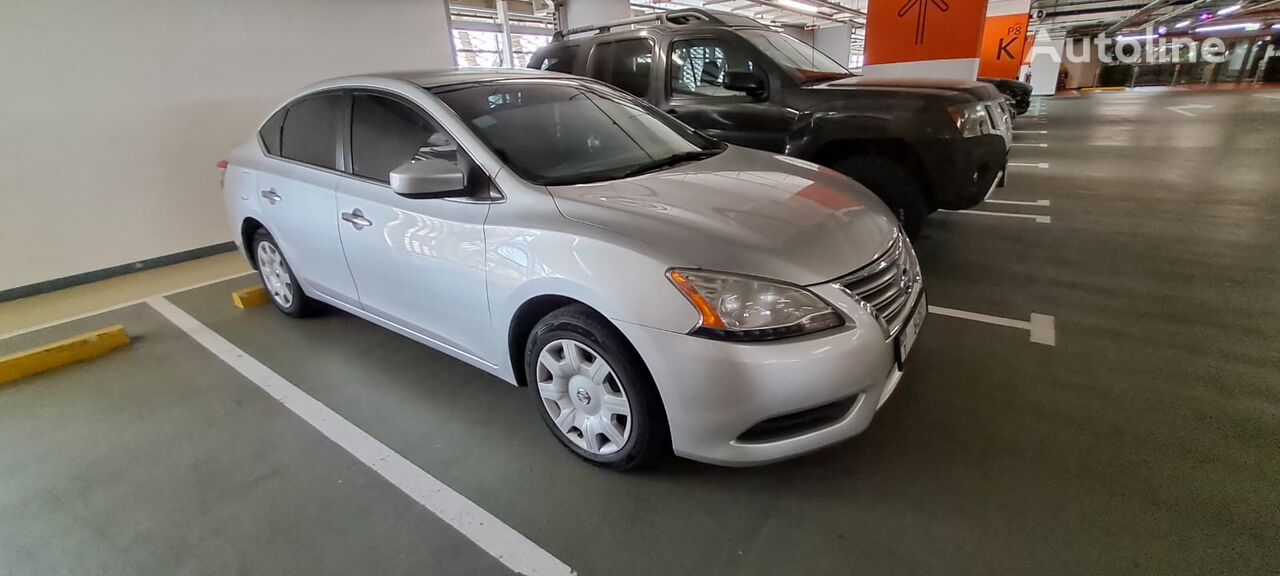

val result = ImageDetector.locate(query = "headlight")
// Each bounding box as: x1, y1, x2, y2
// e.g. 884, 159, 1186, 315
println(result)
667, 269, 844, 342
948, 102, 989, 138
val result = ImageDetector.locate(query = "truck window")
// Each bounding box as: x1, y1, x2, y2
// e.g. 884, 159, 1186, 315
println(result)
669, 39, 762, 98
586, 39, 653, 98
532, 45, 579, 73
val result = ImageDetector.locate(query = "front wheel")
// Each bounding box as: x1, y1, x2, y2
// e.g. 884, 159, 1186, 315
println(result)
834, 155, 929, 239
524, 305, 668, 471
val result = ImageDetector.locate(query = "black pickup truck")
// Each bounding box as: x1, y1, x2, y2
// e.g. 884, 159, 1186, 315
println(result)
530, 9, 1008, 236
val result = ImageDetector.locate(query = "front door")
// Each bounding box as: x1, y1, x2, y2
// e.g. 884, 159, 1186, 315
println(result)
660, 35, 794, 153
335, 92, 493, 362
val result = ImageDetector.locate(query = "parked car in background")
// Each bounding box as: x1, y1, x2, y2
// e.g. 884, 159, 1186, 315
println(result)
979, 77, 1033, 116
530, 8, 1008, 237
221, 69, 926, 470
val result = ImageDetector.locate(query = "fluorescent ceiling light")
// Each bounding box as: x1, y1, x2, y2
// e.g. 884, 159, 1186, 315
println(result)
1195, 22, 1260, 32
1216, 4, 1241, 15
779, 0, 822, 13
1174, 19, 1192, 28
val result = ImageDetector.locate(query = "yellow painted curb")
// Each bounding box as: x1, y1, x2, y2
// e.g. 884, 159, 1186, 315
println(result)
232, 286, 270, 309
0, 325, 131, 386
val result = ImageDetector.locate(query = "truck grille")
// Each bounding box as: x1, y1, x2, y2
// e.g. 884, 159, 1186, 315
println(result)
833, 232, 921, 337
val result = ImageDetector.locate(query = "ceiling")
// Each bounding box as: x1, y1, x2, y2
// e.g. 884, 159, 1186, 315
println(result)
629, 0, 1280, 36
630, 0, 869, 28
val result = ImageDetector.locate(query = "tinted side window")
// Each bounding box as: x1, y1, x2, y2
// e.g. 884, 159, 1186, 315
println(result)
351, 94, 457, 183
669, 39, 762, 98
533, 45, 579, 73
260, 107, 286, 155
280, 93, 345, 169
587, 40, 653, 98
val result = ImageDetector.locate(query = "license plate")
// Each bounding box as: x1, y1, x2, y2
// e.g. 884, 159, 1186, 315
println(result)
896, 294, 927, 365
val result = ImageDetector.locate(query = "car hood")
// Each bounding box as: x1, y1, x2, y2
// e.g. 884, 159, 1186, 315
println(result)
827, 76, 998, 101
545, 146, 898, 286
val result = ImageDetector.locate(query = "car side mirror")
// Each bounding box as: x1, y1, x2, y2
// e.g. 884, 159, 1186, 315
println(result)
389, 158, 469, 199
723, 71, 766, 99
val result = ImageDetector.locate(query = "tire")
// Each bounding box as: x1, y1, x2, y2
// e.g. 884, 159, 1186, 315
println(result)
834, 155, 929, 239
251, 229, 320, 317
524, 304, 668, 471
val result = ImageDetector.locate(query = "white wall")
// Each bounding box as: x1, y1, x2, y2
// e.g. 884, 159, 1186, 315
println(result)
0, 0, 453, 292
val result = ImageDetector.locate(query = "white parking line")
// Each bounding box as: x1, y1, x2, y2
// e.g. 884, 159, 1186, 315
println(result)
1012, 143, 1049, 147
145, 296, 574, 576
1009, 162, 1050, 169
940, 209, 1051, 223
0, 271, 256, 342
929, 306, 1057, 346
1013, 130, 1048, 134
984, 199, 1051, 206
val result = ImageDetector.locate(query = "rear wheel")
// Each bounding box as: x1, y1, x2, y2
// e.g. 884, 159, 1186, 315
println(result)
252, 229, 320, 317
524, 304, 668, 471
834, 155, 928, 239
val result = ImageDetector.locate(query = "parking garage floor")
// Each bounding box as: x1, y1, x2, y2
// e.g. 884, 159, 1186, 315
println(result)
2, 87, 1278, 576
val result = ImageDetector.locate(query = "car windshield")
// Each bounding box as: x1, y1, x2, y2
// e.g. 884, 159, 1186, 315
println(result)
741, 30, 852, 84
431, 80, 723, 186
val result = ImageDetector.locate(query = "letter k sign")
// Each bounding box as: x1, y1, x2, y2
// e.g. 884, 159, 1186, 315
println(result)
998, 36, 1017, 60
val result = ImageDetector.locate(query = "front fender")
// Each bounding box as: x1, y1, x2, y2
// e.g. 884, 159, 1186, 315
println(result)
485, 224, 699, 382
786, 112, 920, 160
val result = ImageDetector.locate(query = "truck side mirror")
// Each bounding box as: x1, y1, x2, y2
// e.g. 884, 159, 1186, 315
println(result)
723, 72, 766, 99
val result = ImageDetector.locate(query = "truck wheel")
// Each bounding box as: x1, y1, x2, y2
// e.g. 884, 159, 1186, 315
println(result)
834, 156, 928, 238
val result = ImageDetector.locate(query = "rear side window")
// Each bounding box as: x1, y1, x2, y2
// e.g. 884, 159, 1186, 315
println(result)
351, 93, 457, 183
259, 108, 286, 155
280, 93, 345, 170
586, 39, 653, 98
532, 45, 579, 73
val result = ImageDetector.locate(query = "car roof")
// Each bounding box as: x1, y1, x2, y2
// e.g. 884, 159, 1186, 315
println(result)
375, 67, 567, 89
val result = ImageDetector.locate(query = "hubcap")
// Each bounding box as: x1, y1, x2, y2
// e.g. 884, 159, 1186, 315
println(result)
256, 241, 294, 308
536, 339, 632, 455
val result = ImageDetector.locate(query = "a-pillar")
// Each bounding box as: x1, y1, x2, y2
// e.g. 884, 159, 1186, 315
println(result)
562, 0, 630, 31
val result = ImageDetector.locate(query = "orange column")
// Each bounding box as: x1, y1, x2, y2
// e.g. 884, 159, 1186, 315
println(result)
979, 13, 1031, 79
863, 0, 991, 80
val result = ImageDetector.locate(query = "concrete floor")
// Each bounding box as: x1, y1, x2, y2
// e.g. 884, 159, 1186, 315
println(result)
1, 88, 1278, 576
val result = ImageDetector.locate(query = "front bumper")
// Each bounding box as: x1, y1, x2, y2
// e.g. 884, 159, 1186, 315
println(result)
615, 288, 923, 467
916, 134, 1007, 211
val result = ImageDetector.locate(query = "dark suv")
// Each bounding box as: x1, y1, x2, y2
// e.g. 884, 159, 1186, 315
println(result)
530, 9, 1008, 236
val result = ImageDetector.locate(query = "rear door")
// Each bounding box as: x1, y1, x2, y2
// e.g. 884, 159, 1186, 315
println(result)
658, 34, 793, 152
256, 91, 360, 306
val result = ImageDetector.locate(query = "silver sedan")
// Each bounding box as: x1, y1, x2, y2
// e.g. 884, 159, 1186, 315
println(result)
220, 69, 925, 469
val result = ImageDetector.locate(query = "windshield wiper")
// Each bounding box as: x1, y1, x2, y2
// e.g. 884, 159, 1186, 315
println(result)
620, 149, 723, 178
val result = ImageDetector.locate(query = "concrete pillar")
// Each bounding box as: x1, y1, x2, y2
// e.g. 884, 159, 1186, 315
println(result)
563, 0, 630, 30
1026, 35, 1065, 95
863, 0, 991, 80
814, 24, 853, 67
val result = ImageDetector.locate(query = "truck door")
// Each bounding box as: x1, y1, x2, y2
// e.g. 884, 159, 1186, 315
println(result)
657, 34, 794, 153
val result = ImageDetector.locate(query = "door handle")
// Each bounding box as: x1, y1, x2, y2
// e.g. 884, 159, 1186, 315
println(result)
666, 108, 679, 115
260, 189, 281, 205
341, 208, 372, 230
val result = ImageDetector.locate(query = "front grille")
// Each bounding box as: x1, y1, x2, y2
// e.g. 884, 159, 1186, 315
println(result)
834, 233, 921, 337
